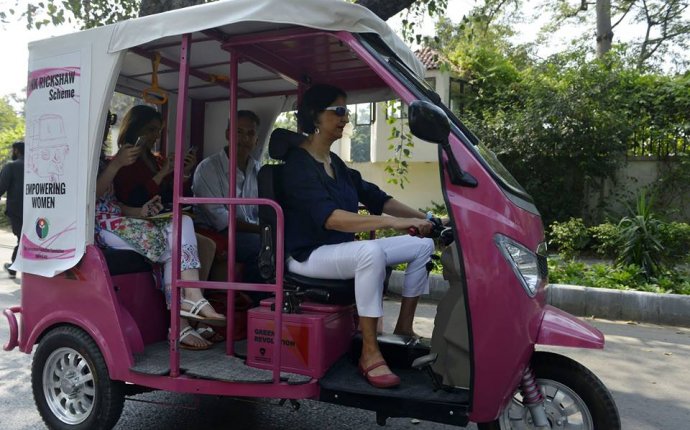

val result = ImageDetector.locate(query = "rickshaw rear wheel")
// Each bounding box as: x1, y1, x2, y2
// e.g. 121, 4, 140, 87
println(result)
477, 351, 620, 430
31, 326, 125, 430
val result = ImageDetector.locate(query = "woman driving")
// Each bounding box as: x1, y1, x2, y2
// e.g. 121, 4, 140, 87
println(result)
281, 84, 435, 388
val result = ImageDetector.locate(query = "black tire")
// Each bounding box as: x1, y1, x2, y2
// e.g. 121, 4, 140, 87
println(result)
31, 326, 125, 430
478, 351, 620, 430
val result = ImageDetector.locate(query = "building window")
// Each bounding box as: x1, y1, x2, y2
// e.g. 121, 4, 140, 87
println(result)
449, 78, 467, 116
350, 103, 372, 162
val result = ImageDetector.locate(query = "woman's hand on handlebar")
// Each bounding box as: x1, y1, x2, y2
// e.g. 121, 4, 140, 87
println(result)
111, 144, 141, 169
140, 195, 164, 217
390, 217, 433, 237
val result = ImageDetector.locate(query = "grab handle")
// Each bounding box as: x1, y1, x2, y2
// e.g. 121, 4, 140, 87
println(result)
2, 306, 21, 351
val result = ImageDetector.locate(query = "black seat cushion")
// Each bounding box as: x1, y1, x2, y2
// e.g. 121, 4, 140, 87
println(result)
101, 248, 152, 276
284, 272, 355, 304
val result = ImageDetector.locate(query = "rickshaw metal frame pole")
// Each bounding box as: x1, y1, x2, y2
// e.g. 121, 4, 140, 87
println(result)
169, 32, 193, 377
225, 49, 238, 356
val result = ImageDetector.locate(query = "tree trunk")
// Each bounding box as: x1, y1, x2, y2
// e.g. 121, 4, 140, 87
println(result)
139, 0, 417, 21
595, 0, 613, 57
139, 0, 206, 17
354, 0, 419, 20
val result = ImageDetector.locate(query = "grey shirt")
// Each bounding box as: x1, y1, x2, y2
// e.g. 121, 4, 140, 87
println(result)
192, 149, 260, 231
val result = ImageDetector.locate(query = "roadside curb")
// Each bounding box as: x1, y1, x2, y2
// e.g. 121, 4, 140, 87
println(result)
388, 271, 690, 328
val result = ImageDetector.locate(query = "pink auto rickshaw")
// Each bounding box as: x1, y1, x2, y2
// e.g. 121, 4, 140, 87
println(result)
3, 1, 619, 429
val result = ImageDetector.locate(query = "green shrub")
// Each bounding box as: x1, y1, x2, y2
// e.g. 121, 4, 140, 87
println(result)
588, 222, 619, 258
549, 218, 590, 259
617, 192, 665, 278
658, 222, 690, 263
419, 201, 448, 217
548, 258, 690, 295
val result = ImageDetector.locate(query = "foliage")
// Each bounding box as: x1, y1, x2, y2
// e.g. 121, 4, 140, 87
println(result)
626, 73, 690, 158
0, 202, 11, 229
384, 100, 413, 189
616, 191, 665, 278
658, 221, 690, 262
434, 13, 689, 224
349, 124, 371, 162
548, 218, 591, 259
419, 201, 448, 217
273, 111, 298, 132
548, 257, 690, 295
544, 0, 690, 70
588, 222, 620, 259
0, 97, 25, 166
651, 155, 690, 220
1, 0, 140, 29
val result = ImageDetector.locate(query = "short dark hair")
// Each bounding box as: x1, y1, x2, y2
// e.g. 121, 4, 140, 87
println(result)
227, 110, 260, 131
12, 141, 24, 155
296, 84, 347, 134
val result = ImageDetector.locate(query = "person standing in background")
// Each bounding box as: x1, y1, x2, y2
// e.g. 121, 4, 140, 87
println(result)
0, 141, 25, 279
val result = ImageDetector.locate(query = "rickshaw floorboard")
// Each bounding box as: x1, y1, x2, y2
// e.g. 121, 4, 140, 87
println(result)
319, 356, 470, 404
131, 340, 312, 385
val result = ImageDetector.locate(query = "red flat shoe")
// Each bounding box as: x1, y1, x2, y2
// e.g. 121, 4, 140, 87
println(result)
359, 360, 400, 389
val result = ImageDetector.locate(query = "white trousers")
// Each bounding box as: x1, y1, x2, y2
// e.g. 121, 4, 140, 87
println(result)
288, 236, 435, 318
98, 215, 200, 293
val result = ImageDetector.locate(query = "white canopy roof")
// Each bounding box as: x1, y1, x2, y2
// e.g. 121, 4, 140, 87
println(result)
110, 0, 424, 77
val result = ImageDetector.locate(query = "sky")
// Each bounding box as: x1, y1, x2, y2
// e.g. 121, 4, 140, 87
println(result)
0, 0, 684, 102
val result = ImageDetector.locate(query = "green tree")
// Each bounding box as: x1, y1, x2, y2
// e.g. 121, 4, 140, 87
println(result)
546, 0, 690, 68
0, 97, 25, 165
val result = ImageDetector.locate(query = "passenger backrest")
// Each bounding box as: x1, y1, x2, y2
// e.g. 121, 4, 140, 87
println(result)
257, 128, 306, 280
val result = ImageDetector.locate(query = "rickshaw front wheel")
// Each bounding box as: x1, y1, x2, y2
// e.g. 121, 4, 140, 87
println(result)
477, 352, 620, 430
31, 326, 125, 430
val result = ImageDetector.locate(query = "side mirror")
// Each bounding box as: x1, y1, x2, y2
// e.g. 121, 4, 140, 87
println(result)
408, 100, 478, 188
408, 100, 450, 144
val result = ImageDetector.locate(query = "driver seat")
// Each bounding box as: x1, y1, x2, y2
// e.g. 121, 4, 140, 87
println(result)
257, 128, 355, 306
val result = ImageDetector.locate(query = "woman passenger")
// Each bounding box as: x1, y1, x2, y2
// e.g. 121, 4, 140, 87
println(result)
113, 105, 196, 207
96, 112, 224, 350
281, 84, 435, 388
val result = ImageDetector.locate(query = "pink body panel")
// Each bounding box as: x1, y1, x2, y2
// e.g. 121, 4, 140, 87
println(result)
442, 135, 547, 422
19, 245, 138, 380
537, 305, 604, 348
15, 245, 322, 399
247, 300, 355, 378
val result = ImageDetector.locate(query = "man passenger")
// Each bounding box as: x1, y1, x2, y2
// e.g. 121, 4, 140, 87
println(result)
193, 110, 262, 283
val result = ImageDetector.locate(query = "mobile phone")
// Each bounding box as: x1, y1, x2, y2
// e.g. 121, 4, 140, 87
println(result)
134, 136, 145, 147
187, 146, 198, 155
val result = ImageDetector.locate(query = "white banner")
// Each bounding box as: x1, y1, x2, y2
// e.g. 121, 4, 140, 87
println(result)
16, 50, 89, 277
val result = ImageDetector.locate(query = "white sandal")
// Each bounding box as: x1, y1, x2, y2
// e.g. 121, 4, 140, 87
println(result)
179, 326, 211, 350
180, 298, 226, 327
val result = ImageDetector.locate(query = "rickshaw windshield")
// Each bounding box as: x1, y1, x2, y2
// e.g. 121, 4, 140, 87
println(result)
358, 34, 533, 205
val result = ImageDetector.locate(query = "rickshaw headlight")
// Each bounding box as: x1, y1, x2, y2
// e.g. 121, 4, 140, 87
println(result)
495, 234, 541, 297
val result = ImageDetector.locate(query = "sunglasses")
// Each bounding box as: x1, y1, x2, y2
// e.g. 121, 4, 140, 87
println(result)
324, 106, 351, 117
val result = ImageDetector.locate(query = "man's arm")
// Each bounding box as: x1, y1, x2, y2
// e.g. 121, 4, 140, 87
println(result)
0, 164, 11, 198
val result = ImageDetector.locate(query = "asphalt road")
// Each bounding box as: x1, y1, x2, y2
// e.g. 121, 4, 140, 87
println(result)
1, 229, 689, 429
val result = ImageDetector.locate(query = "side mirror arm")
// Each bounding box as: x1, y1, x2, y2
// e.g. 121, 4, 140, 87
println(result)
442, 141, 478, 188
